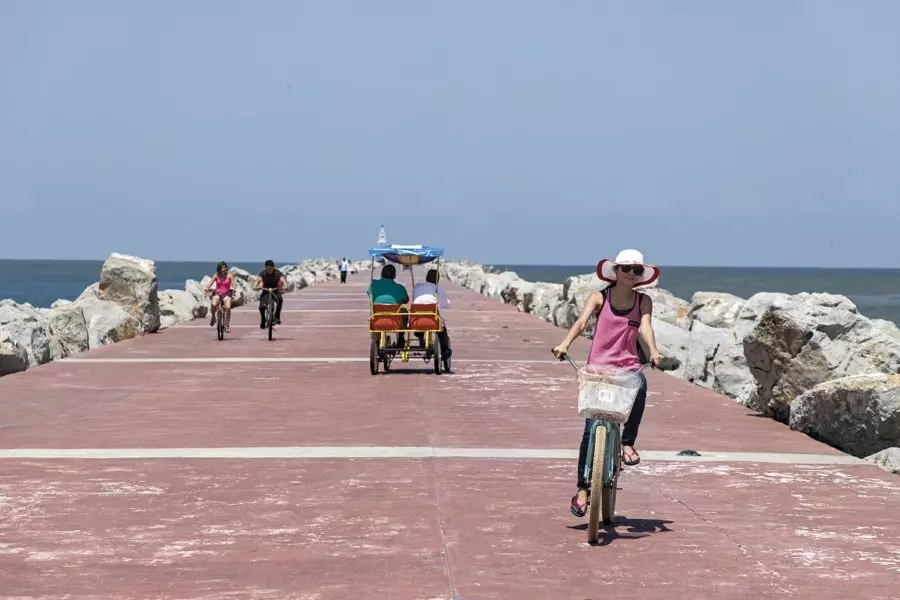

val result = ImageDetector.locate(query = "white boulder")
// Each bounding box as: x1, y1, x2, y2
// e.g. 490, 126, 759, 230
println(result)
97, 253, 160, 333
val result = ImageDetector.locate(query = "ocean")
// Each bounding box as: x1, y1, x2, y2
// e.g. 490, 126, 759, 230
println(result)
2, 260, 899, 326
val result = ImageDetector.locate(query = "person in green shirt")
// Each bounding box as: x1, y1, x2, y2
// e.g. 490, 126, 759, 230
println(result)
368, 264, 410, 347
367, 264, 410, 304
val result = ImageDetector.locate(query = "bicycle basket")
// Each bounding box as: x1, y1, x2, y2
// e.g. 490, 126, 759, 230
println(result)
576, 364, 643, 423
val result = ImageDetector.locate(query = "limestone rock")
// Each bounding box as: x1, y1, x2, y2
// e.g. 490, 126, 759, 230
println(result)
184, 279, 206, 306
0, 300, 52, 367
688, 292, 746, 329
159, 290, 204, 330
683, 321, 731, 388
0, 334, 29, 376
745, 301, 900, 422
865, 447, 900, 475
47, 303, 90, 359
644, 287, 691, 328
523, 282, 563, 320
651, 318, 689, 377
790, 374, 900, 457
74, 293, 142, 349
98, 253, 160, 333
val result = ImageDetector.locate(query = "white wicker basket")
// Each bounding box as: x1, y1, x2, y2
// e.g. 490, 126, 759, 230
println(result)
576, 364, 643, 422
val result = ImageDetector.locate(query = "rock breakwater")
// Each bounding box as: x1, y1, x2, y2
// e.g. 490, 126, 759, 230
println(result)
0, 254, 367, 377
438, 260, 900, 473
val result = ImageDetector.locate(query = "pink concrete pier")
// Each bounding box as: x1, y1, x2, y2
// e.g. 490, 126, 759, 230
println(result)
1, 272, 898, 599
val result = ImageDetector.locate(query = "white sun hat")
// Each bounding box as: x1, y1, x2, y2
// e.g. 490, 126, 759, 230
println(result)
596, 249, 660, 288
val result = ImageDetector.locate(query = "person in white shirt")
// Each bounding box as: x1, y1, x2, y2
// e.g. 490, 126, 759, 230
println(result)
412, 269, 451, 357
339, 258, 349, 283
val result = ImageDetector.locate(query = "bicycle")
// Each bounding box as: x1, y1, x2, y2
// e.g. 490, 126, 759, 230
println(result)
553, 348, 651, 544
205, 290, 233, 341
259, 287, 279, 341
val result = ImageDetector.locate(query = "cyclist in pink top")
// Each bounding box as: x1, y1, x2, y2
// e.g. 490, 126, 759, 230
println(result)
206, 261, 235, 333
552, 249, 664, 518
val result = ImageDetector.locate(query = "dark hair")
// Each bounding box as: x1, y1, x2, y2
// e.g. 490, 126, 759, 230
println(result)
426, 269, 438, 284
381, 264, 396, 279
216, 261, 228, 272
265, 260, 275, 267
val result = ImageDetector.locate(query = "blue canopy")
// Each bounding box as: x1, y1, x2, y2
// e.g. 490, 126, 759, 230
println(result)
368, 244, 444, 265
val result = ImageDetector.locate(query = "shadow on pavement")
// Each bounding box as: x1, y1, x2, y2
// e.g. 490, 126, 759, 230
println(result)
567, 516, 674, 546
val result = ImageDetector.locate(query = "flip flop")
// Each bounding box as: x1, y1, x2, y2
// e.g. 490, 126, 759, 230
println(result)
570, 489, 589, 517
622, 447, 641, 466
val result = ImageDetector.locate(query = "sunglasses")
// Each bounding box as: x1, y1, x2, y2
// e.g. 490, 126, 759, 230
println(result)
618, 264, 645, 276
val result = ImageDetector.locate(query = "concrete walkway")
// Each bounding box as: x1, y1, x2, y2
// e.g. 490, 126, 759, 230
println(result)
1, 271, 898, 599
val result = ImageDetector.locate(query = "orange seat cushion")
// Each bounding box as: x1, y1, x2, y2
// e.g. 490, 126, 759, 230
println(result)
409, 303, 441, 331
370, 303, 403, 331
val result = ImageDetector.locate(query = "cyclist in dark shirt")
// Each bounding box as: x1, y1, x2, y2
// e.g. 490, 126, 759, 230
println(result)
253, 260, 287, 328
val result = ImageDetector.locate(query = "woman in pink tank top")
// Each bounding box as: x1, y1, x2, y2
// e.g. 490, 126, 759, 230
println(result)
552, 249, 664, 518
206, 261, 235, 332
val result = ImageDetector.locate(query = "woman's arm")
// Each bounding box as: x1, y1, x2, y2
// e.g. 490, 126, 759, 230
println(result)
638, 295, 663, 365
552, 291, 603, 356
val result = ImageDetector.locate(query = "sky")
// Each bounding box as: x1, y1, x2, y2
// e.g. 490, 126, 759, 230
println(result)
1, 1, 899, 267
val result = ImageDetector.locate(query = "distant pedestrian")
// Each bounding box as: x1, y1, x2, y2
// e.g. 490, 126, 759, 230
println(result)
339, 257, 349, 283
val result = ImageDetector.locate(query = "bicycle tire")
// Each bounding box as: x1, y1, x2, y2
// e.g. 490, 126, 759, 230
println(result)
217, 305, 225, 341
587, 424, 606, 544
369, 336, 379, 375
602, 424, 620, 525
267, 296, 274, 341
433, 340, 442, 374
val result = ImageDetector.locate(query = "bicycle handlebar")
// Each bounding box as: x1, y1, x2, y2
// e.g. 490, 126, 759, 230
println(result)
552, 348, 655, 372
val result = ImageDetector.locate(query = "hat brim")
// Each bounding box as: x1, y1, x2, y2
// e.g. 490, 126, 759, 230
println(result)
596, 259, 660, 288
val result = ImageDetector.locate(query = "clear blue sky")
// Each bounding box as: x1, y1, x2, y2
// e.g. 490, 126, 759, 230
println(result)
2, 1, 899, 267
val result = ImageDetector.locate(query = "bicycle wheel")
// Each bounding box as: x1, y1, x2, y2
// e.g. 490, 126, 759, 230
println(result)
217, 306, 224, 341
267, 297, 274, 341
369, 336, 379, 375
602, 424, 620, 525
587, 424, 606, 544
432, 340, 442, 374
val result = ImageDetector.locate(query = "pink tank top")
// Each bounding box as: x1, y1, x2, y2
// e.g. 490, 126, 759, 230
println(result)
214, 275, 231, 295
587, 287, 642, 369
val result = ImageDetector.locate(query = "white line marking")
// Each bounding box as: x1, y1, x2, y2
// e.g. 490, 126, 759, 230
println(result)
233, 309, 367, 313
0, 446, 863, 464
232, 309, 517, 314
287, 298, 362, 302
60, 357, 561, 364
175, 325, 361, 329
171, 325, 550, 330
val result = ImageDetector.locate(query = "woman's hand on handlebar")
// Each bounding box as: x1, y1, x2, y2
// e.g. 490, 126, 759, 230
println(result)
551, 345, 568, 360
